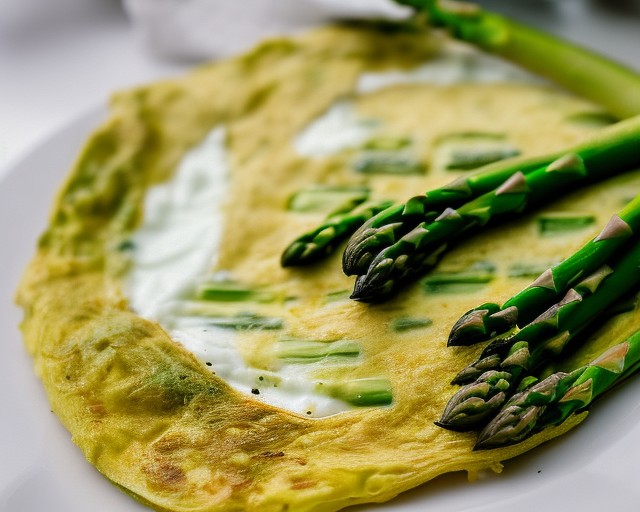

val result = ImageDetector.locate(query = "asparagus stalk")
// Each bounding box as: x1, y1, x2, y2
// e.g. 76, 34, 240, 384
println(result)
437, 240, 640, 431
342, 0, 640, 285
281, 200, 393, 266
475, 330, 640, 449
403, 0, 640, 119
450, 269, 611, 387
448, 194, 640, 346
349, 118, 640, 301
342, 153, 559, 276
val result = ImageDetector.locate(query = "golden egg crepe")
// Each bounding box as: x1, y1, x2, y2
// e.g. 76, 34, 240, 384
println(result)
16, 22, 640, 512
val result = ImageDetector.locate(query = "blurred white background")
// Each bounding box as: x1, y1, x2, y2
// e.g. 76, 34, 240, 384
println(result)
1, 0, 639, 175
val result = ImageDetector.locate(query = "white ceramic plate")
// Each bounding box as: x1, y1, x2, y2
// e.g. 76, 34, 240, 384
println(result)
2, 106, 640, 512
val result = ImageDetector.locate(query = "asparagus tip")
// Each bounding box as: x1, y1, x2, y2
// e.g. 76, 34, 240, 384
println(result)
447, 303, 502, 346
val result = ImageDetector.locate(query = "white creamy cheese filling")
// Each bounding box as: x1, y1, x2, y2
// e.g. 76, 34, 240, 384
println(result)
126, 126, 356, 417
128, 127, 228, 320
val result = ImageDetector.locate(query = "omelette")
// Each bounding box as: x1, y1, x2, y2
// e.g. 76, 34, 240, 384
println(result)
16, 21, 640, 512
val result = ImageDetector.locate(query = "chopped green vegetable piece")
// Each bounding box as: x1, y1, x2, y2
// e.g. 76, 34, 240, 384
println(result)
390, 317, 433, 332
538, 212, 596, 235
567, 111, 619, 127
171, 302, 283, 330
446, 148, 521, 170
117, 239, 135, 252
423, 279, 492, 294
423, 262, 495, 293
204, 313, 283, 330
196, 280, 274, 302
363, 136, 412, 151
352, 152, 425, 175
324, 289, 352, 303
276, 338, 360, 362
319, 378, 393, 406
507, 262, 558, 278
287, 185, 370, 213
435, 133, 520, 171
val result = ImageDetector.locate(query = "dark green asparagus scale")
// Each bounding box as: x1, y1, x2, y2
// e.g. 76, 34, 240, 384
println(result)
475, 330, 640, 449
348, 118, 640, 301
437, 240, 640, 431
281, 200, 393, 266
448, 194, 640, 346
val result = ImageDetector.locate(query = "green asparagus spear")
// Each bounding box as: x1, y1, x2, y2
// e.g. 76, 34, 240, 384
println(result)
437, 241, 640, 430
349, 118, 640, 301
343, 0, 640, 280
475, 330, 640, 449
342, 153, 560, 276
451, 264, 632, 386
403, 0, 640, 119
448, 194, 640, 346
282, 200, 393, 266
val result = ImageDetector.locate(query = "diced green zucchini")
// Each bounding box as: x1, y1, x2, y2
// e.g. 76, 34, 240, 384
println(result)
537, 212, 596, 235
508, 262, 558, 278
117, 239, 135, 252
287, 185, 370, 214
206, 313, 283, 330
172, 302, 283, 330
390, 317, 433, 332
196, 280, 275, 302
423, 261, 495, 294
446, 148, 520, 170
276, 338, 360, 362
566, 111, 618, 127
318, 378, 393, 406
352, 152, 425, 175
434, 132, 520, 171
362, 136, 412, 151
324, 289, 352, 303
